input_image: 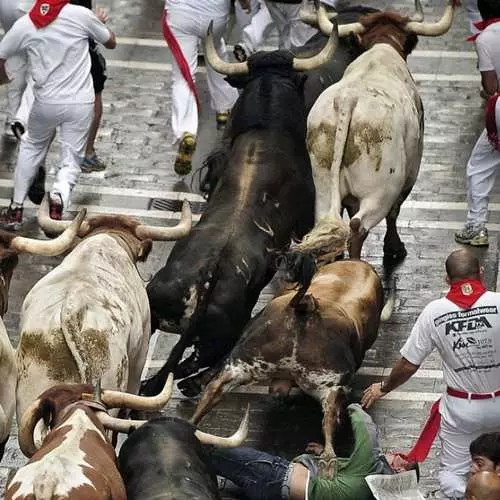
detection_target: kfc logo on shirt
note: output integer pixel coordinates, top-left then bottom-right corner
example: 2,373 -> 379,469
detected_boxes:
40,3 -> 50,15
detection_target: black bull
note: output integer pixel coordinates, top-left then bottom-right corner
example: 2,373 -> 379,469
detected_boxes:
118,418 -> 221,500
142,8 -> 376,397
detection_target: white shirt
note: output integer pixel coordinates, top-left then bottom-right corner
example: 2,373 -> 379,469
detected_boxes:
164,0 -> 231,16
401,292 -> 500,393
0,4 -> 110,104
476,21 -> 500,81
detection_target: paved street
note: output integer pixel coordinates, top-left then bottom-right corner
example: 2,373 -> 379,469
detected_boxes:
0,0 -> 499,497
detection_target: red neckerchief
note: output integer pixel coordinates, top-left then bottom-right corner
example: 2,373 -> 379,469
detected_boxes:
29,0 -> 69,29
485,92 -> 500,151
446,278 -> 487,309
466,18 -> 500,41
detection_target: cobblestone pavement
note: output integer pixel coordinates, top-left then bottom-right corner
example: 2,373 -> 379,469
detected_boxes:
0,0 -> 499,498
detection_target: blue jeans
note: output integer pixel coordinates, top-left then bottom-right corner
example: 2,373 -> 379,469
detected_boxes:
205,446 -> 292,500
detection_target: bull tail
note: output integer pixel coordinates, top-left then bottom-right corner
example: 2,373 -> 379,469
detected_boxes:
296,98 -> 353,259
60,289 -> 91,384
380,278 -> 396,322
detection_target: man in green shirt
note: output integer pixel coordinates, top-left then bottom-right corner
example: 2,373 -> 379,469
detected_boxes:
205,403 -> 412,500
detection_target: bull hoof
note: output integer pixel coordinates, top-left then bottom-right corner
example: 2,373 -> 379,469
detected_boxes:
318,454 -> 337,479
383,245 -> 407,265
178,377 -> 202,397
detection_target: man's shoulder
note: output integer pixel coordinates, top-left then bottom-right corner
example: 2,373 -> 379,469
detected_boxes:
477,24 -> 500,46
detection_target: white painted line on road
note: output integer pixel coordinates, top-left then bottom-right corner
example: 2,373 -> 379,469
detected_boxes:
107,59 -> 481,83
117,36 -> 165,47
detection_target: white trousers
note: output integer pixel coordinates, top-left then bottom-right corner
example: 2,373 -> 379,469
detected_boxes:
438,395 -> 500,499
235,0 -> 274,54
13,100 -> 94,210
164,5 -> 238,142
466,99 -> 500,226
263,0 -> 318,49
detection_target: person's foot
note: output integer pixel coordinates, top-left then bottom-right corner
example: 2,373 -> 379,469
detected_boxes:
174,132 -> 196,176
455,224 -> 489,246
81,153 -> 106,173
216,111 -> 230,130
48,191 -> 63,221
11,121 -> 25,141
0,203 -> 23,231
233,43 -> 248,62
27,165 -> 46,205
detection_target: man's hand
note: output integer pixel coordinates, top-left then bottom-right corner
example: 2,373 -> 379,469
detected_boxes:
96,6 -> 109,24
305,442 -> 324,456
361,382 -> 386,409
237,0 -> 252,13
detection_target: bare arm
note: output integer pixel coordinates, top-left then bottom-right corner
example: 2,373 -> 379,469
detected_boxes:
361,357 -> 419,408
0,59 -> 10,85
481,70 -> 498,97
95,7 -> 116,50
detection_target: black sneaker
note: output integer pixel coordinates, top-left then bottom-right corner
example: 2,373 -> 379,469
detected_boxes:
0,204 -> 23,231
49,192 -> 63,221
10,121 -> 25,141
27,166 -> 46,205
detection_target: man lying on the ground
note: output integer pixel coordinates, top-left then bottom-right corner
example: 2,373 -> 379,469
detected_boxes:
466,471 -> 500,500
470,432 -> 500,476
203,403 -> 417,500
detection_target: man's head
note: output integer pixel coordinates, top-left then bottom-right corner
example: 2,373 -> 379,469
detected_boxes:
466,471 -> 500,500
445,249 -> 483,283
478,0 -> 500,22
470,433 -> 500,475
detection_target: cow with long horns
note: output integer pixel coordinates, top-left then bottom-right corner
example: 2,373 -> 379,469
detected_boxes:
190,259 -> 395,478
15,197 -> 192,424
0,210 -> 86,461
142,23 -> 340,398
5,376 -> 174,500
297,0 -> 455,263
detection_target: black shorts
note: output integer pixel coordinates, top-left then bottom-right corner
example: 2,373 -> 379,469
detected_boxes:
90,46 -> 107,94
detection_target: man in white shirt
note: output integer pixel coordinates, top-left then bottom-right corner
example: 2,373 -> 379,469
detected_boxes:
362,248 -> 500,500
455,0 -> 500,247
0,0 -> 34,139
0,0 -> 116,229
162,0 -> 239,176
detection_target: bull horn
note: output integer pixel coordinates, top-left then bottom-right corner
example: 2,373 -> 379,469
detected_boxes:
408,0 -> 424,22
83,373 -> 174,410
292,17 -> 339,71
37,194 -> 90,237
11,206 -> 86,256
18,398 -> 45,457
97,405 -> 250,447
317,3 -> 365,37
195,405 -> 249,447
405,0 -> 455,36
135,200 -> 192,241
205,21 -> 248,76
299,3 -> 337,27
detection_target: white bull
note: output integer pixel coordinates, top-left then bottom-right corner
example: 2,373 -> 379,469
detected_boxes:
15,197 -> 192,427
299,1 -> 455,263
0,209 -> 87,461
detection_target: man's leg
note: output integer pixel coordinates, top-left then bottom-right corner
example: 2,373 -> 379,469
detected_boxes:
165,7 -> 199,175
205,446 -> 292,500
51,102 -> 94,218
206,15 -> 239,130
0,101 -> 57,229
455,129 -> 500,246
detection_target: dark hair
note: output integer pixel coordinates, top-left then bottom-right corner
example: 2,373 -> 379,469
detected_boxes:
478,0 -> 500,21
470,433 -> 500,464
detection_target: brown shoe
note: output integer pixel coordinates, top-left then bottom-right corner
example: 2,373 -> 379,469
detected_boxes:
174,133 -> 196,176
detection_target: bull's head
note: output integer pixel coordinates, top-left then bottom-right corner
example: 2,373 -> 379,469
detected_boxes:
37,195 -> 192,262
315,0 -> 455,57
0,208 -> 86,316
18,374 -> 175,457
204,16 -> 339,76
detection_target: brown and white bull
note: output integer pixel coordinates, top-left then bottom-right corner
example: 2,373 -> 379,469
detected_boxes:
0,209 -> 86,461
297,0 -> 455,263
190,258 -> 395,478
5,376 -> 174,500
15,196 -> 191,425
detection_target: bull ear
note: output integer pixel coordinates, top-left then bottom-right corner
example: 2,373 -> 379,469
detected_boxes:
137,239 -> 153,262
